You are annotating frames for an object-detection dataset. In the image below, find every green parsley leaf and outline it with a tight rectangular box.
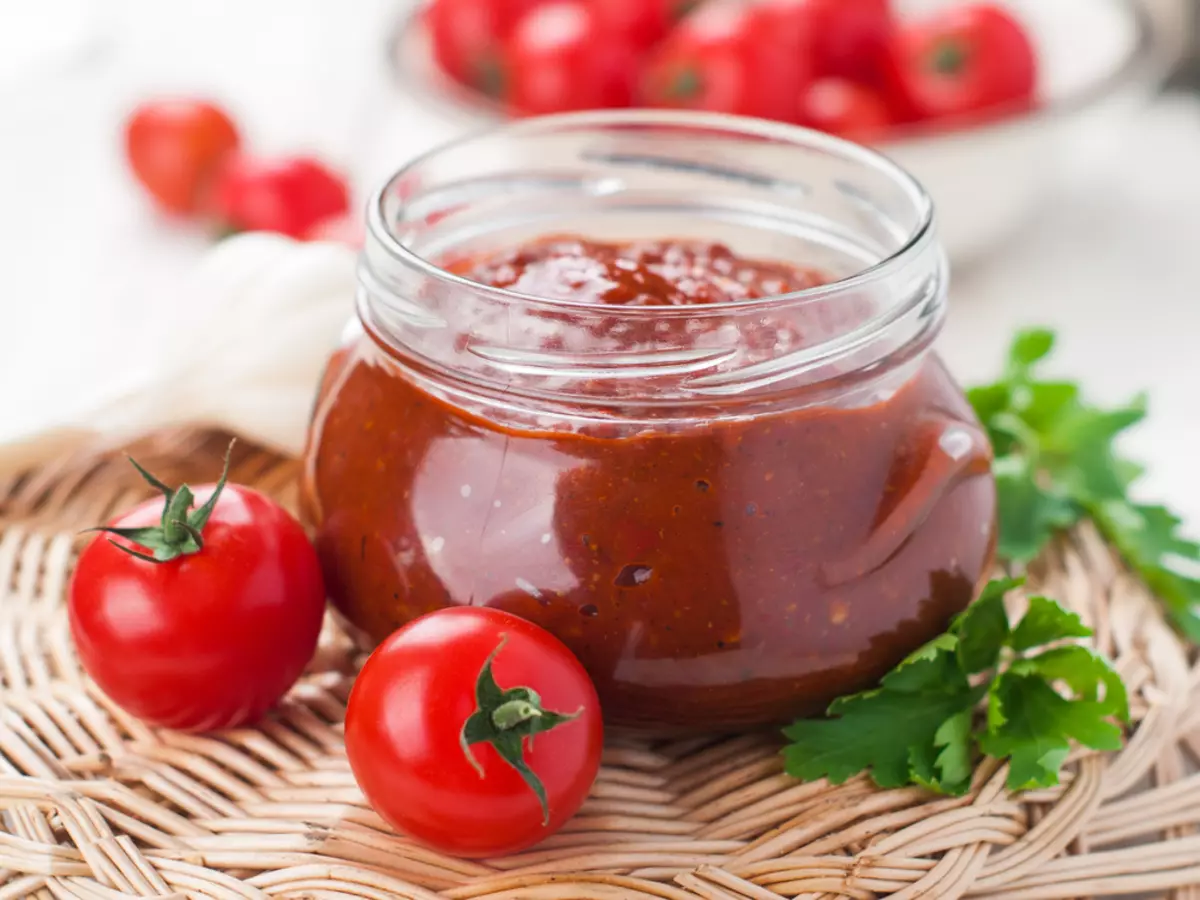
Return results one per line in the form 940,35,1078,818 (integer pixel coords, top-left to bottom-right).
1009,597,1091,652
953,577,1015,673
783,634,978,789
1041,397,1147,502
783,579,1128,794
1094,502,1200,561
980,673,1123,790
1141,568,1200,643
910,708,974,794
878,633,966,694
1006,328,1056,371
968,328,1200,637
1008,645,1128,719
1092,499,1200,640
992,455,1078,562
966,384,1018,456
782,641,980,790
1013,381,1081,435
979,676,1072,790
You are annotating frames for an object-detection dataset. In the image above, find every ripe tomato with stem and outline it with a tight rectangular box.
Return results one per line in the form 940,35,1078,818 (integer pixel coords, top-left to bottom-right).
68,443,326,732
345,606,603,857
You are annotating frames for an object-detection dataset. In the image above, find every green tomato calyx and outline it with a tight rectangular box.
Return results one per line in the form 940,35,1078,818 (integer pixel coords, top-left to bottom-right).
459,634,582,825
87,439,236,564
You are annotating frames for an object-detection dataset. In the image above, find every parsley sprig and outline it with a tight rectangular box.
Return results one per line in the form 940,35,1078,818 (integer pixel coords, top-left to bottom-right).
784,328,1195,794
783,579,1128,794
968,329,1200,640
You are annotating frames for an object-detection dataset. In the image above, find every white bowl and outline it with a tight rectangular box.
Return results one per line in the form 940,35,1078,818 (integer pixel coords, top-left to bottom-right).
387,0,1166,265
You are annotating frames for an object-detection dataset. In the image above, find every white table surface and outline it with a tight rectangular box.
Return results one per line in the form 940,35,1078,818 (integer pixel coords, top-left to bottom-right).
1,0,1198,527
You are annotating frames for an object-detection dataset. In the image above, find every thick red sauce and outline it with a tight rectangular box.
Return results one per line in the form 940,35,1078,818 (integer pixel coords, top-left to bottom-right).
450,237,827,306
302,237,996,731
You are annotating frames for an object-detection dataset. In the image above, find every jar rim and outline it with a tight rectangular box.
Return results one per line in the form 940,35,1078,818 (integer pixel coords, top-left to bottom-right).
365,109,938,320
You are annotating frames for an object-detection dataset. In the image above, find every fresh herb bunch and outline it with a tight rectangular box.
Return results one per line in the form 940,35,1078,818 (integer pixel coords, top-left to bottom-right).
968,329,1200,640
783,578,1128,794
785,328,1197,793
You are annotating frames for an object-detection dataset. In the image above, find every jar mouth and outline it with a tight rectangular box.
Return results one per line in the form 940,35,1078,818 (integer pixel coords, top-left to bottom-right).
360,109,947,409
366,109,936,320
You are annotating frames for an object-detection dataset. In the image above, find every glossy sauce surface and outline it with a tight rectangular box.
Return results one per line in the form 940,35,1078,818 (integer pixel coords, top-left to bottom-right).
302,238,996,731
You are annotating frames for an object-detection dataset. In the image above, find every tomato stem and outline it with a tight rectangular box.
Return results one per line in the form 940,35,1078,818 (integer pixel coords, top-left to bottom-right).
672,0,700,20
475,55,506,100
667,68,703,101
931,40,968,76
459,634,582,826
492,699,543,730
85,439,236,563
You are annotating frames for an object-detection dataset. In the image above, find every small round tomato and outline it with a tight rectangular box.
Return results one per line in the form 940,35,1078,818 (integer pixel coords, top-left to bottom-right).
799,77,891,142
124,99,240,215
213,156,351,239
428,0,544,94
805,0,893,84
502,1,640,115
640,1,810,122
884,3,1037,124
68,446,326,731
587,0,692,49
345,607,603,857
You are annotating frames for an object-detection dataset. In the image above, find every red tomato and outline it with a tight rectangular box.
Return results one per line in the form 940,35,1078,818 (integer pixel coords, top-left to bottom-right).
345,607,603,857
884,3,1037,124
799,77,891,142
502,1,641,115
124,99,240,215
428,0,544,93
213,156,351,239
587,0,689,49
640,1,811,121
805,0,893,83
68,448,325,732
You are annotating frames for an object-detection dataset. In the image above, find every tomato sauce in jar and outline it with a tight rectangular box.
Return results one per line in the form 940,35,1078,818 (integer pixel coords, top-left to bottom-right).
303,230,995,731
302,112,997,731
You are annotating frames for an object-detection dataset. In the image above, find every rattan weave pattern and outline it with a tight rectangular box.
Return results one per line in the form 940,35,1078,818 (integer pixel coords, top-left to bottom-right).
0,431,1198,899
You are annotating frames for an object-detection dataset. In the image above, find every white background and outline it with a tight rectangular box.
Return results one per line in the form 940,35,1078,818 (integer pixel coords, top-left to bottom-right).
0,0,1197,525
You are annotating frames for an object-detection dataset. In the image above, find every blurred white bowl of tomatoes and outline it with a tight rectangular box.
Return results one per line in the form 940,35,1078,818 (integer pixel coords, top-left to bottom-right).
389,0,1164,265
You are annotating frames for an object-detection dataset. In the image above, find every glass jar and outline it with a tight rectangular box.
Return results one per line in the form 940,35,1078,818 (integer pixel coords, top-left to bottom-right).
301,111,996,733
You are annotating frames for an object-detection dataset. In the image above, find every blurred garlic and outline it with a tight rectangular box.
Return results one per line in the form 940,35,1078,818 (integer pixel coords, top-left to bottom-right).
0,233,358,474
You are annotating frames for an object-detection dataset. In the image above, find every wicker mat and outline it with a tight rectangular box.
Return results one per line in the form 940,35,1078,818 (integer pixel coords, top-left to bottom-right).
1,430,1199,899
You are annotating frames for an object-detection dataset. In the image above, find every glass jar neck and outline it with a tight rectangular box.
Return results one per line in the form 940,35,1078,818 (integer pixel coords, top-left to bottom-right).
357,111,947,417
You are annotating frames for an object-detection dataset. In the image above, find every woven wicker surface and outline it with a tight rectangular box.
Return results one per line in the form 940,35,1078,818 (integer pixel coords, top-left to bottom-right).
1,430,1198,899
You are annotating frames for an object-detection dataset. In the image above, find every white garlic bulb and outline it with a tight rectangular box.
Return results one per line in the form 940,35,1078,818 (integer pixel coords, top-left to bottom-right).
0,233,358,474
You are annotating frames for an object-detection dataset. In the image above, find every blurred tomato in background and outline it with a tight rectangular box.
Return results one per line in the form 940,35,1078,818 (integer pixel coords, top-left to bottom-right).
124,100,240,214
884,3,1038,124
122,98,352,241
640,1,812,121
427,0,543,94
417,0,1040,141
804,0,893,84
798,77,892,141
501,1,641,114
